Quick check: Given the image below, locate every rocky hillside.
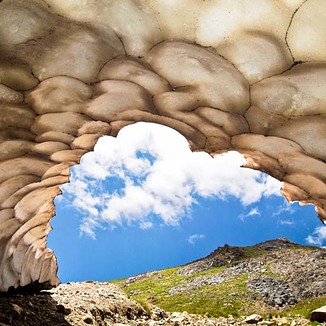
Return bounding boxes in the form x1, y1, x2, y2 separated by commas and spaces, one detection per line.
171, 238, 326, 304
116, 238, 326, 320
0, 238, 325, 325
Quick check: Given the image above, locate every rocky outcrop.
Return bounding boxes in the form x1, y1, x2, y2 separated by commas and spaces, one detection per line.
269, 249, 326, 300
51, 282, 148, 325
179, 244, 247, 275
247, 277, 297, 307
178, 238, 298, 276
0, 0, 326, 291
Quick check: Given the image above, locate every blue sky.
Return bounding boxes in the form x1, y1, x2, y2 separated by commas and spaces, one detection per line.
48, 123, 326, 283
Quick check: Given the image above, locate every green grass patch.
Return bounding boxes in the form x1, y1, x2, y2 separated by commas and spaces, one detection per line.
157, 274, 251, 318
120, 267, 186, 299
115, 269, 255, 318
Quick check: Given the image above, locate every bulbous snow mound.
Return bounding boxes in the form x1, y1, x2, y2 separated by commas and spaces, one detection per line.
0, 0, 325, 291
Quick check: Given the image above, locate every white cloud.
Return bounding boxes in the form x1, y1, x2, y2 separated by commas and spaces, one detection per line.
59, 122, 282, 237
278, 219, 295, 226
272, 202, 296, 217
238, 207, 261, 221
188, 234, 205, 245
248, 208, 260, 217
140, 221, 153, 230
306, 225, 326, 246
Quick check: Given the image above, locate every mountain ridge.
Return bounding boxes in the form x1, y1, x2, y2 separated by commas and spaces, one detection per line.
177, 237, 308, 275
116, 237, 326, 320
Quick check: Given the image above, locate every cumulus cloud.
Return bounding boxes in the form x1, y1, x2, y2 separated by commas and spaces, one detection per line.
59, 123, 282, 238
188, 234, 205, 245
306, 225, 326, 247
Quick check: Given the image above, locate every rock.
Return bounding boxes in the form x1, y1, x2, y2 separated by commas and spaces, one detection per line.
151, 306, 169, 320
244, 314, 263, 324
12, 303, 23, 315
310, 305, 326, 322
170, 311, 190, 323
124, 271, 159, 286
147, 321, 157, 326
247, 277, 297, 307
275, 317, 291, 325
257, 321, 276, 325
56, 304, 72, 315
83, 315, 93, 324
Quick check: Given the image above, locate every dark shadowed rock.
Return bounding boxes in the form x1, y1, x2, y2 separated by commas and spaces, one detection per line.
310, 305, 326, 322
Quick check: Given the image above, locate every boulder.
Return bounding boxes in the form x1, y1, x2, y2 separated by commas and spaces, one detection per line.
310, 305, 326, 322
244, 314, 263, 324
